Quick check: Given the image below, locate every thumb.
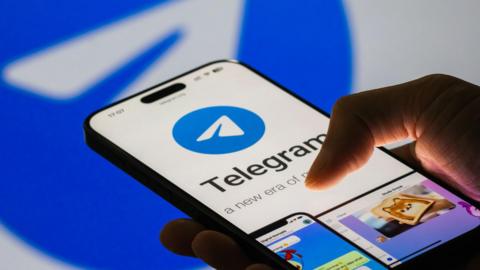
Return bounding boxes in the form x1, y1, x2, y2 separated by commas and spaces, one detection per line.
305, 77, 425, 189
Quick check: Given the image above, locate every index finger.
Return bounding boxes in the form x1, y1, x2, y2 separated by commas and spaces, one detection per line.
305, 75, 444, 189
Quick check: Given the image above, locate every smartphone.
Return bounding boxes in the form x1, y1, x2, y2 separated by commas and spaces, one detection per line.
84, 60, 480, 269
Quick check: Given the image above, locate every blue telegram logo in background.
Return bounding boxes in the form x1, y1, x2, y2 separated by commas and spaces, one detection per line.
0, 0, 351, 269
173, 106, 265, 154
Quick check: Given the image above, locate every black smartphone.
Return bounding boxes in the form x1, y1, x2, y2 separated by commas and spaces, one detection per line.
84, 60, 480, 269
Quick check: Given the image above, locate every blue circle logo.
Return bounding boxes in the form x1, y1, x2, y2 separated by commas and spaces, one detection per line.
0, 1, 351, 269
173, 106, 265, 154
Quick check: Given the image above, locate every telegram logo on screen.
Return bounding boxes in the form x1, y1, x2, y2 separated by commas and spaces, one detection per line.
173, 106, 265, 154
0, 0, 350, 269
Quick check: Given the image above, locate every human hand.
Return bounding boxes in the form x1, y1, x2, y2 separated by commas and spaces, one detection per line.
161, 74, 480, 269
305, 74, 480, 201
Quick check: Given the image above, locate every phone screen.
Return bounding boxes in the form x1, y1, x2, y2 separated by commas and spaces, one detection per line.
253, 213, 386, 269
89, 61, 480, 268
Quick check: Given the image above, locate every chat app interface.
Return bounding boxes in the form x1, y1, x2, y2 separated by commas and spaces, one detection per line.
89, 62, 480, 268
255, 214, 386, 270
319, 173, 480, 267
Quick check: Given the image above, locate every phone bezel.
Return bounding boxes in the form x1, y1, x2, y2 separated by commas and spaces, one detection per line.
83, 59, 480, 270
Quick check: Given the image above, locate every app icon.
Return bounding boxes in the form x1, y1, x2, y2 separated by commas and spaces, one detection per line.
0, 1, 350, 268
173, 106, 265, 154
196, 115, 244, 142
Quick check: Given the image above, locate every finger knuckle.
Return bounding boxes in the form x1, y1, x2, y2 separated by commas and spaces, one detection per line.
420, 74, 461, 88
333, 95, 355, 113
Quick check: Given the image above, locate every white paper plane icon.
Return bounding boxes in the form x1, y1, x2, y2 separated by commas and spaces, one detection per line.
2, 0, 244, 100
196, 116, 244, 142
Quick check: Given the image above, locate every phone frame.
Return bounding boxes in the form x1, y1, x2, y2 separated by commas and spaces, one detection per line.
84, 60, 480, 270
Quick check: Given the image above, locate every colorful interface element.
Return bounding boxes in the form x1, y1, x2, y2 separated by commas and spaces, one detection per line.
256, 214, 386, 270
320, 173, 480, 267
